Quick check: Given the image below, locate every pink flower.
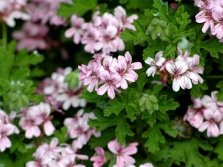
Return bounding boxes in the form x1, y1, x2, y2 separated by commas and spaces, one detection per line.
165, 60, 189, 92
12, 22, 49, 51
198, 109, 222, 137
65, 14, 85, 44
97, 71, 121, 99
108, 139, 138, 167
38, 102, 55, 136
90, 147, 106, 167
81, 23, 100, 53
0, 0, 30, 27
0, 123, 14, 152
114, 6, 138, 31
19, 106, 43, 139
145, 51, 165, 77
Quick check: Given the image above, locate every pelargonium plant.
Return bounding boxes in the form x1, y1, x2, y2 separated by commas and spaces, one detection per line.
0, 0, 223, 167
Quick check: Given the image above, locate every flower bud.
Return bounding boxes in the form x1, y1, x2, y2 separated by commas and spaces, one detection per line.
64, 70, 79, 89
139, 94, 159, 113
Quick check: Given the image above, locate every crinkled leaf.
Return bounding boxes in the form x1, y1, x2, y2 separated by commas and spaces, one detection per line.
158, 95, 179, 113
9, 134, 26, 153
175, 6, 191, 31
142, 121, 177, 153
88, 110, 118, 131
120, 20, 149, 44
169, 136, 212, 167
116, 119, 134, 144
88, 129, 115, 149
80, 90, 103, 103
54, 126, 68, 143
14, 49, 44, 67
58, 0, 97, 17
190, 83, 208, 98
104, 98, 126, 116
199, 37, 223, 59
214, 136, 223, 160
0, 48, 14, 82
216, 81, 223, 101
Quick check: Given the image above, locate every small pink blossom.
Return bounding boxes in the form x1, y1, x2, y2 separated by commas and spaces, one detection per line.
65, 14, 85, 44
108, 139, 138, 167
145, 51, 165, 77
90, 147, 106, 167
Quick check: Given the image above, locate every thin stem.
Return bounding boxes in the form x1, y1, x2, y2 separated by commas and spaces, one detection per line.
203, 75, 223, 79
2, 23, 7, 48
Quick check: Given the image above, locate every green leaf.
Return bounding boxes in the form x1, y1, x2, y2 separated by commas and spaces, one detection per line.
216, 81, 223, 101
88, 110, 118, 131
125, 105, 137, 122
142, 121, 177, 153
199, 37, 223, 58
158, 95, 179, 113
120, 20, 149, 44
214, 136, 223, 160
54, 126, 68, 143
126, 0, 151, 11
175, 6, 191, 31
116, 119, 134, 144
136, 72, 147, 92
14, 49, 44, 67
57, 0, 97, 17
9, 134, 26, 153
142, 40, 163, 60
0, 153, 14, 167
169, 136, 212, 167
64, 71, 79, 89
190, 83, 208, 98
88, 129, 115, 149
104, 98, 126, 116
0, 48, 14, 81
80, 90, 103, 103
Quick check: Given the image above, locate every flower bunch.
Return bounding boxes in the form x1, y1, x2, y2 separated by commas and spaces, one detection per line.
64, 109, 101, 149
19, 102, 55, 139
65, 6, 138, 53
145, 48, 204, 92
0, 110, 19, 152
78, 50, 142, 99
0, 0, 30, 27
195, 0, 223, 40
26, 138, 88, 167
184, 91, 223, 137
25, 0, 71, 26
90, 139, 153, 167
12, 22, 49, 51
11, 0, 71, 51
36, 67, 86, 111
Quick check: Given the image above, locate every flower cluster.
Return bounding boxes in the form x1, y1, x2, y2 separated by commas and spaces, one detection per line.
0, 0, 30, 27
12, 22, 49, 51
79, 50, 142, 99
145, 48, 204, 92
11, 0, 71, 51
19, 102, 55, 139
90, 139, 153, 167
25, 0, 71, 26
195, 0, 223, 40
0, 110, 19, 152
26, 138, 88, 167
65, 6, 138, 53
184, 91, 223, 137
64, 109, 101, 149
36, 67, 86, 111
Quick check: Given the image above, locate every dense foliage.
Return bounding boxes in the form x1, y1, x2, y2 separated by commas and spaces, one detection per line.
0, 0, 223, 167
